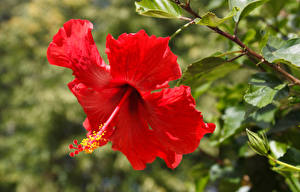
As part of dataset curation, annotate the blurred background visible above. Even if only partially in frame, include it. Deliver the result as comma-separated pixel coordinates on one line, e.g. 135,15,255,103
0,0,299,191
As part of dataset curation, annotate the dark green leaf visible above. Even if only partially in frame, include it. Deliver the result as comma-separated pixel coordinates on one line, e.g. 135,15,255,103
135,0,182,19
271,109,300,133
262,36,300,68
244,73,288,108
229,0,269,22
179,57,240,88
196,7,238,27
279,148,300,166
247,104,277,129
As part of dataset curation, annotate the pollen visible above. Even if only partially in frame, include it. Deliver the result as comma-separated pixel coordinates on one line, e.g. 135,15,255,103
69,124,107,157
80,130,107,154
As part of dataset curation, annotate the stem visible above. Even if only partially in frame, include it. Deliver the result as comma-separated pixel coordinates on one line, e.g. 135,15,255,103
234,20,240,37
170,19,196,39
172,1,300,86
285,175,300,192
267,155,300,172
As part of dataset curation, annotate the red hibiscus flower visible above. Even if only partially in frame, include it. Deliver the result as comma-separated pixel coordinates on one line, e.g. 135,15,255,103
47,19,215,170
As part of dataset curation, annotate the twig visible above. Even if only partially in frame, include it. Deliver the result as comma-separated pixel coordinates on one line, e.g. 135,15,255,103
172,1,300,86
227,53,245,62
170,19,196,39
216,50,243,57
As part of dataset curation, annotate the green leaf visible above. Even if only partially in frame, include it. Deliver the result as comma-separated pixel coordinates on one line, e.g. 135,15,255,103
195,7,238,27
244,73,288,108
229,0,269,22
269,140,289,159
247,104,277,129
272,109,300,133
279,148,300,166
219,106,245,143
243,28,256,45
179,57,240,88
262,36,300,68
135,0,182,19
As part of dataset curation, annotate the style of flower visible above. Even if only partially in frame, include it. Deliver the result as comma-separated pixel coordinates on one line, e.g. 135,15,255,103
47,19,215,170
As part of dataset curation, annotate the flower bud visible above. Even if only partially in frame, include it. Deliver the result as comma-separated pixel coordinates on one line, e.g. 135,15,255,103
246,129,270,156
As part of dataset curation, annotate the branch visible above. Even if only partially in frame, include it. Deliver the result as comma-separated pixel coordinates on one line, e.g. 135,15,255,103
172,1,300,86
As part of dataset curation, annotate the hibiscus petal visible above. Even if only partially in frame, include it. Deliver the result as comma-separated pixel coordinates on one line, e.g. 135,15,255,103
68,79,125,133
144,86,215,154
105,30,181,92
47,19,111,90
110,95,182,170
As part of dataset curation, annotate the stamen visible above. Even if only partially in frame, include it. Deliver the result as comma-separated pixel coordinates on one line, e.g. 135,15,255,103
69,87,133,157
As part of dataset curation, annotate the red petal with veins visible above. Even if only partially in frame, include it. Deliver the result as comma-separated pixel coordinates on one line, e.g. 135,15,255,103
47,19,111,90
144,86,215,154
106,30,181,92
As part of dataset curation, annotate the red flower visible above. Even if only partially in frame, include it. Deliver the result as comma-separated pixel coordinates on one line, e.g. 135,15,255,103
47,19,215,170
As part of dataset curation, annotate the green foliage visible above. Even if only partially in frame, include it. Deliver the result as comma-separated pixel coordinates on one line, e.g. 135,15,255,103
229,0,269,22
135,0,182,19
219,106,245,143
244,73,288,108
179,56,240,89
262,36,300,68
195,7,238,27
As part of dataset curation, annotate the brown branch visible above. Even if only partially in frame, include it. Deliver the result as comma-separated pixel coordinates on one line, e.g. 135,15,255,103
172,0,300,86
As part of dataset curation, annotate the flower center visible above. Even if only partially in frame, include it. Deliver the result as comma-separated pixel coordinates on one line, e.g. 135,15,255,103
69,87,133,157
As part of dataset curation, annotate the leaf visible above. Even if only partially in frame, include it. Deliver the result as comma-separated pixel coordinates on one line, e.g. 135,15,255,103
262,36,300,68
269,140,289,159
135,0,182,19
179,57,240,88
229,0,269,22
244,73,288,108
271,109,300,133
196,7,238,27
279,148,300,167
247,104,277,129
243,28,256,45
219,106,245,143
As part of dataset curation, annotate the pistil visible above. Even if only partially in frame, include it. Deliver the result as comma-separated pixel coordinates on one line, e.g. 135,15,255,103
69,87,133,156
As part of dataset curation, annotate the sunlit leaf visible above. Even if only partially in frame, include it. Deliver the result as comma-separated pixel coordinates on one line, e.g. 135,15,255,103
196,7,238,27
269,140,289,159
179,57,240,88
229,0,269,22
262,36,300,68
135,0,182,19
244,73,288,108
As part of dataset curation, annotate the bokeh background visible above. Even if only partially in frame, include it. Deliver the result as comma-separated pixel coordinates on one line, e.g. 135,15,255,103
1,0,299,191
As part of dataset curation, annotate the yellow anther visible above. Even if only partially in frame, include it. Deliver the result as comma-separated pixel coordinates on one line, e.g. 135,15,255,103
80,128,107,154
